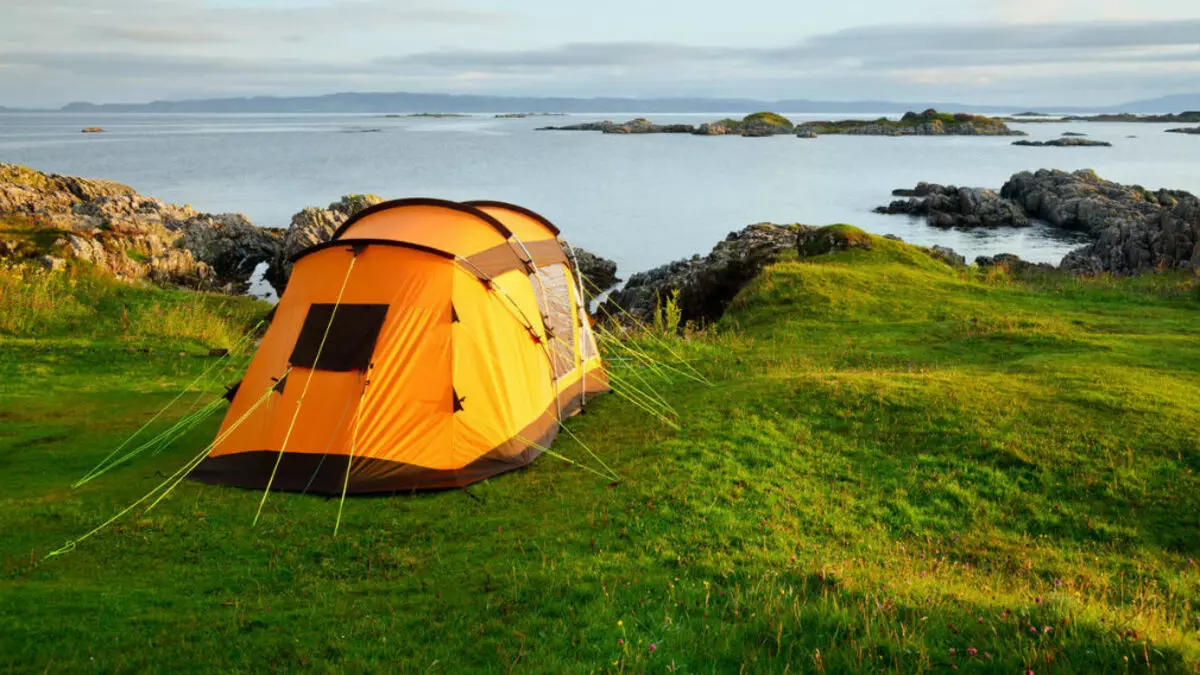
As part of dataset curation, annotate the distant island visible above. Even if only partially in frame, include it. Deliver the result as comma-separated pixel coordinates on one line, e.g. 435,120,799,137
377,112,471,118
494,113,567,118
1000,111,1200,124
539,109,1025,137
1012,138,1112,147
1167,126,1200,135
4,90,1198,114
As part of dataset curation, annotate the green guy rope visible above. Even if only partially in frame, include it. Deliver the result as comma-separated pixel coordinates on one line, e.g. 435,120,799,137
254,256,358,527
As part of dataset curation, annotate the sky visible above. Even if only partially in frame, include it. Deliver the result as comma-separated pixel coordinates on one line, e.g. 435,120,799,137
1,0,1198,108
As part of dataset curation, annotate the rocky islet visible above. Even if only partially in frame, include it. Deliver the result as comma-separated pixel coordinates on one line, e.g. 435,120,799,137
879,169,1200,275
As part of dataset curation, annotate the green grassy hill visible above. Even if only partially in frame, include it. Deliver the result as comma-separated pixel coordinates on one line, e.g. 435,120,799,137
2,230,1199,673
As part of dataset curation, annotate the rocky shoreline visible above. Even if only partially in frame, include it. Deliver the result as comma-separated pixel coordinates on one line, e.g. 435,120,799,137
876,169,1200,275
0,164,618,298
5,162,1196,329
540,109,1024,138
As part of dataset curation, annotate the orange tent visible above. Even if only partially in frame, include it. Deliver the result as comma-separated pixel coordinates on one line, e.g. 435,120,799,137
191,199,608,494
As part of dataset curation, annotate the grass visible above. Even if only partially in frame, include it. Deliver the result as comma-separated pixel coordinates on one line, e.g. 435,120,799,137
0,265,264,349
2,235,1199,673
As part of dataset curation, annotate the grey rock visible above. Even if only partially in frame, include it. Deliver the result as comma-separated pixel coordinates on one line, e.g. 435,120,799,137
38,255,66,271
1166,126,1200,135
1012,138,1112,147
1002,169,1200,274
929,245,965,267
271,194,386,290
974,253,1055,273
604,223,802,325
562,243,619,302
875,183,1029,228
694,123,730,136
538,119,696,134
796,226,874,257
0,163,278,291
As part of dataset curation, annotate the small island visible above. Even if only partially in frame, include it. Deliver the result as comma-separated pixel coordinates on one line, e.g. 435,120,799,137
494,112,567,118
1166,126,1200,135
797,109,1024,136
1000,111,1200,124
377,113,471,118
539,109,1023,138
81,127,105,133
1012,138,1112,147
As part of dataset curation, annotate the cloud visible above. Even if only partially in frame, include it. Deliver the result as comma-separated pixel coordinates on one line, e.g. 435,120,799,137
384,20,1200,72
1,12,1197,107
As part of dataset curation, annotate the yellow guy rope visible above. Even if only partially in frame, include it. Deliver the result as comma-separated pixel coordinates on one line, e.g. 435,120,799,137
334,380,371,536
44,375,285,560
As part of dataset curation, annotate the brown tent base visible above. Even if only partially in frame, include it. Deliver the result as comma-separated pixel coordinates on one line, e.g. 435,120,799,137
190,446,545,495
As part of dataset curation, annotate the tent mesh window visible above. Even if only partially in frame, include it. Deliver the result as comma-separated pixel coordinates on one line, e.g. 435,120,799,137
289,303,390,372
579,308,600,361
532,263,577,379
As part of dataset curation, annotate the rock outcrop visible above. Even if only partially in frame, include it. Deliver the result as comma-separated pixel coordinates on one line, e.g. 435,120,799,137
1064,111,1200,123
540,112,798,138
1012,138,1112,147
1002,169,1200,274
874,183,1029,228
538,119,696,134
267,194,386,289
799,109,1024,136
561,243,619,302
880,168,1200,276
0,163,281,292
604,223,802,325
974,253,1056,274
1166,126,1200,135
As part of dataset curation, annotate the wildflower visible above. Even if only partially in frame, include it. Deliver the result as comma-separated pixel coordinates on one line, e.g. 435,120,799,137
1055,579,1062,587
1043,626,1052,634
1029,626,1038,634
649,644,657,653
1035,597,1042,604
949,648,956,656
618,639,624,646
617,620,623,627
1026,670,1034,675
966,648,978,657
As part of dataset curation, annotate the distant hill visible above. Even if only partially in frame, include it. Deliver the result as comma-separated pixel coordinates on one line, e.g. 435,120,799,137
3,90,1197,114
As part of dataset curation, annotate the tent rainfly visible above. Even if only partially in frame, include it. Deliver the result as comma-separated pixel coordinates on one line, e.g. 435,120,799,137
190,199,608,494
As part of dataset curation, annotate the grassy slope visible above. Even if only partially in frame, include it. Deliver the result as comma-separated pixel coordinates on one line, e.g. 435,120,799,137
2,235,1199,673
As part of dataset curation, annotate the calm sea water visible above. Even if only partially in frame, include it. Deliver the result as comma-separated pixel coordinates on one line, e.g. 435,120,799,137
2,112,1197,277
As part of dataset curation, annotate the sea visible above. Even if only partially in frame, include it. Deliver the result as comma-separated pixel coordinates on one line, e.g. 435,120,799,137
2,112,1197,285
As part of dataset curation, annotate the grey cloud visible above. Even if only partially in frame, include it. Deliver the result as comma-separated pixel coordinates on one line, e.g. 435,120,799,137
384,20,1200,72
0,52,368,78
789,20,1200,56
383,42,748,69
94,26,230,45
